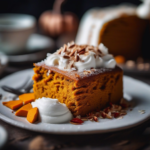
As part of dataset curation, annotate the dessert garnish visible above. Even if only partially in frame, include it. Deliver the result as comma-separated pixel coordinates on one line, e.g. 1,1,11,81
70,118,84,125
43,41,116,72
27,107,39,123
3,100,23,110
70,98,129,125
15,103,32,117
31,97,73,124
2,93,134,125
2,93,38,123
19,93,35,104
138,110,145,114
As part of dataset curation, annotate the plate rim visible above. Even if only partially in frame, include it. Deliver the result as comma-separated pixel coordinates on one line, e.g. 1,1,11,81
7,33,55,63
0,68,150,134
0,110,150,135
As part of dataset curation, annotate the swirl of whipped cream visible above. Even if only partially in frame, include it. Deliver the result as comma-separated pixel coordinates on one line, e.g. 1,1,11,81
73,44,116,71
44,43,116,72
137,0,150,19
31,97,73,124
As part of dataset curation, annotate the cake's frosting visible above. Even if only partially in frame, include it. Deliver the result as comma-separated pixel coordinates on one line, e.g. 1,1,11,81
75,5,136,46
31,97,73,124
43,42,116,72
137,0,150,19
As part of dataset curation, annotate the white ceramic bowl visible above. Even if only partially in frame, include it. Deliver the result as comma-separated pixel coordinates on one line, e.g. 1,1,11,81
0,52,8,76
0,14,36,54
0,126,8,149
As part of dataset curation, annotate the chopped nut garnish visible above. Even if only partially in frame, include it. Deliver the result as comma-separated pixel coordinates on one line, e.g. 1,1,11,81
69,48,76,56
57,49,62,54
70,99,129,125
83,70,92,75
68,41,75,48
70,118,83,125
138,110,145,114
75,74,80,79
106,112,112,119
81,118,88,121
63,55,70,59
70,122,81,125
91,68,96,72
117,116,123,119
83,71,88,75
72,67,77,71
55,41,107,71
93,116,98,122
75,55,79,62
77,47,85,53
76,115,81,119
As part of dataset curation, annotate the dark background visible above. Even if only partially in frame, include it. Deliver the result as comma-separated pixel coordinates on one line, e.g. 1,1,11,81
0,0,142,20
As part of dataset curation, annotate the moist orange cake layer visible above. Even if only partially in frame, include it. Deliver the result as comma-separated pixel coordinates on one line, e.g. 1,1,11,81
33,65,123,116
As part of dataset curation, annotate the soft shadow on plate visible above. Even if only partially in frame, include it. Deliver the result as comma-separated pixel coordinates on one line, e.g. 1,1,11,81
7,34,56,65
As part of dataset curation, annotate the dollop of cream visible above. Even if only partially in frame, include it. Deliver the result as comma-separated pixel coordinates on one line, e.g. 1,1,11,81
31,97,73,124
137,0,150,19
44,43,116,72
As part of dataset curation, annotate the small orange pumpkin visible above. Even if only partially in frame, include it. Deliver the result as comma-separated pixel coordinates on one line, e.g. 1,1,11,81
39,0,79,37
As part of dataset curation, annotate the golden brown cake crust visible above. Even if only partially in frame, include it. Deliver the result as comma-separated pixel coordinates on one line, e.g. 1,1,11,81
34,63,122,81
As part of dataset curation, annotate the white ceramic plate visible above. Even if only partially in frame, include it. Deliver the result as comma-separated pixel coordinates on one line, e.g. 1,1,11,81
0,69,150,134
0,125,7,149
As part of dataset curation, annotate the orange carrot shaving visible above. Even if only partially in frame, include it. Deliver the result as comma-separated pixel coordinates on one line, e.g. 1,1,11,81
19,93,35,104
3,100,23,110
27,107,39,123
15,103,32,117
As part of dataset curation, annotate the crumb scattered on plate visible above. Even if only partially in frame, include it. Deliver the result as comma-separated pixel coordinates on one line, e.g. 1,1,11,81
138,110,145,114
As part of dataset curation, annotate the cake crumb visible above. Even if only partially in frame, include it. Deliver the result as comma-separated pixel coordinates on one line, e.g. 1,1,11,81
138,110,145,114
47,70,51,76
70,100,129,125
117,116,123,119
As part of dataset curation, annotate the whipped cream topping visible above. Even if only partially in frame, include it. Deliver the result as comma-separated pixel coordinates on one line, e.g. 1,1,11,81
43,42,116,72
137,0,150,19
31,97,73,124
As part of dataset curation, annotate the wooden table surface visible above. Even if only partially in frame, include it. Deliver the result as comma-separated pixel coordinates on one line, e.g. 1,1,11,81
0,66,150,150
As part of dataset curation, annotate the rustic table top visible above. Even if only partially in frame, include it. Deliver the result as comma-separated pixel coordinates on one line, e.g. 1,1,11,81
0,66,150,150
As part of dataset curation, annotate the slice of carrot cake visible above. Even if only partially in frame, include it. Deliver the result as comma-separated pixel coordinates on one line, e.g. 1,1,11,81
33,42,123,116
